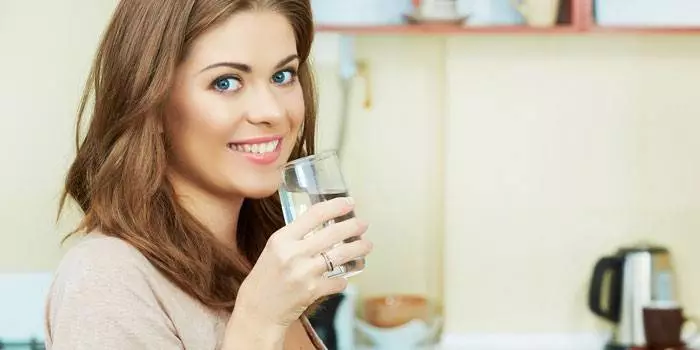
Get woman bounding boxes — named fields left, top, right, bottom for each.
left=44, top=0, right=372, bottom=349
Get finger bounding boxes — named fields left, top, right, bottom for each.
left=301, top=217, right=368, bottom=255
left=314, top=275, right=349, bottom=299
left=283, top=197, right=355, bottom=240
left=311, top=238, right=373, bottom=275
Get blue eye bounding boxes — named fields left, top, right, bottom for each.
left=272, top=70, right=295, bottom=85
left=213, top=76, right=241, bottom=92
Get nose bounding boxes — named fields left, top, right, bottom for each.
left=244, top=84, right=284, bottom=126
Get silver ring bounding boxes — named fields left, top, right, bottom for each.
left=320, top=252, right=334, bottom=272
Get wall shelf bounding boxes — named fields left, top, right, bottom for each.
left=315, top=25, right=582, bottom=35
left=316, top=24, right=700, bottom=36
left=589, top=26, right=700, bottom=34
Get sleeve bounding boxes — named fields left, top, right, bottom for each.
left=45, top=238, right=184, bottom=350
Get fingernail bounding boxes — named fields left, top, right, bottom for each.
left=345, top=197, right=355, bottom=206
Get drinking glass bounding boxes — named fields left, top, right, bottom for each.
left=279, top=150, right=365, bottom=278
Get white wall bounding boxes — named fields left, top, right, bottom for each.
left=315, top=33, right=700, bottom=334
left=313, top=33, right=700, bottom=334
left=0, top=1, right=116, bottom=272
left=443, top=34, right=700, bottom=333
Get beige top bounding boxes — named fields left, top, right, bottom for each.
left=44, top=233, right=326, bottom=350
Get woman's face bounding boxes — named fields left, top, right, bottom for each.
left=164, top=10, right=304, bottom=200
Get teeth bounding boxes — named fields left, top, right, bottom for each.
left=231, top=140, right=279, bottom=154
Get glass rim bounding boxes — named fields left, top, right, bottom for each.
left=281, top=149, right=338, bottom=170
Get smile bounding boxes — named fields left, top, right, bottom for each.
left=227, top=139, right=280, bottom=155
left=227, top=136, right=283, bottom=165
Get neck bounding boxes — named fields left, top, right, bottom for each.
left=168, top=173, right=243, bottom=249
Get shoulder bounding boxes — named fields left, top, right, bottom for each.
left=48, top=232, right=157, bottom=305
left=45, top=233, right=182, bottom=349
left=55, top=233, right=148, bottom=274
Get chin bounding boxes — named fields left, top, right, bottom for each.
left=236, top=181, right=281, bottom=200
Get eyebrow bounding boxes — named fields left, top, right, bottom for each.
left=199, top=54, right=299, bottom=73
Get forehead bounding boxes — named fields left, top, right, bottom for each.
left=186, top=10, right=297, bottom=67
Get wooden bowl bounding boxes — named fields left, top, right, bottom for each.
left=363, top=295, right=430, bottom=328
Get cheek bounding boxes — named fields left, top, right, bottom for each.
left=166, top=91, right=237, bottom=159
left=286, top=88, right=305, bottom=130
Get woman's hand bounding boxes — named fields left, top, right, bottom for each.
left=225, top=197, right=371, bottom=347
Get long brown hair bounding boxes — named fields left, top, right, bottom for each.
left=59, top=0, right=316, bottom=310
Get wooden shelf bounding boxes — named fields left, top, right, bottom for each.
left=590, top=26, right=700, bottom=34
left=316, top=24, right=700, bottom=36
left=315, top=24, right=582, bottom=35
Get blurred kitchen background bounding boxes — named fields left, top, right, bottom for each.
left=2, top=0, right=700, bottom=349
